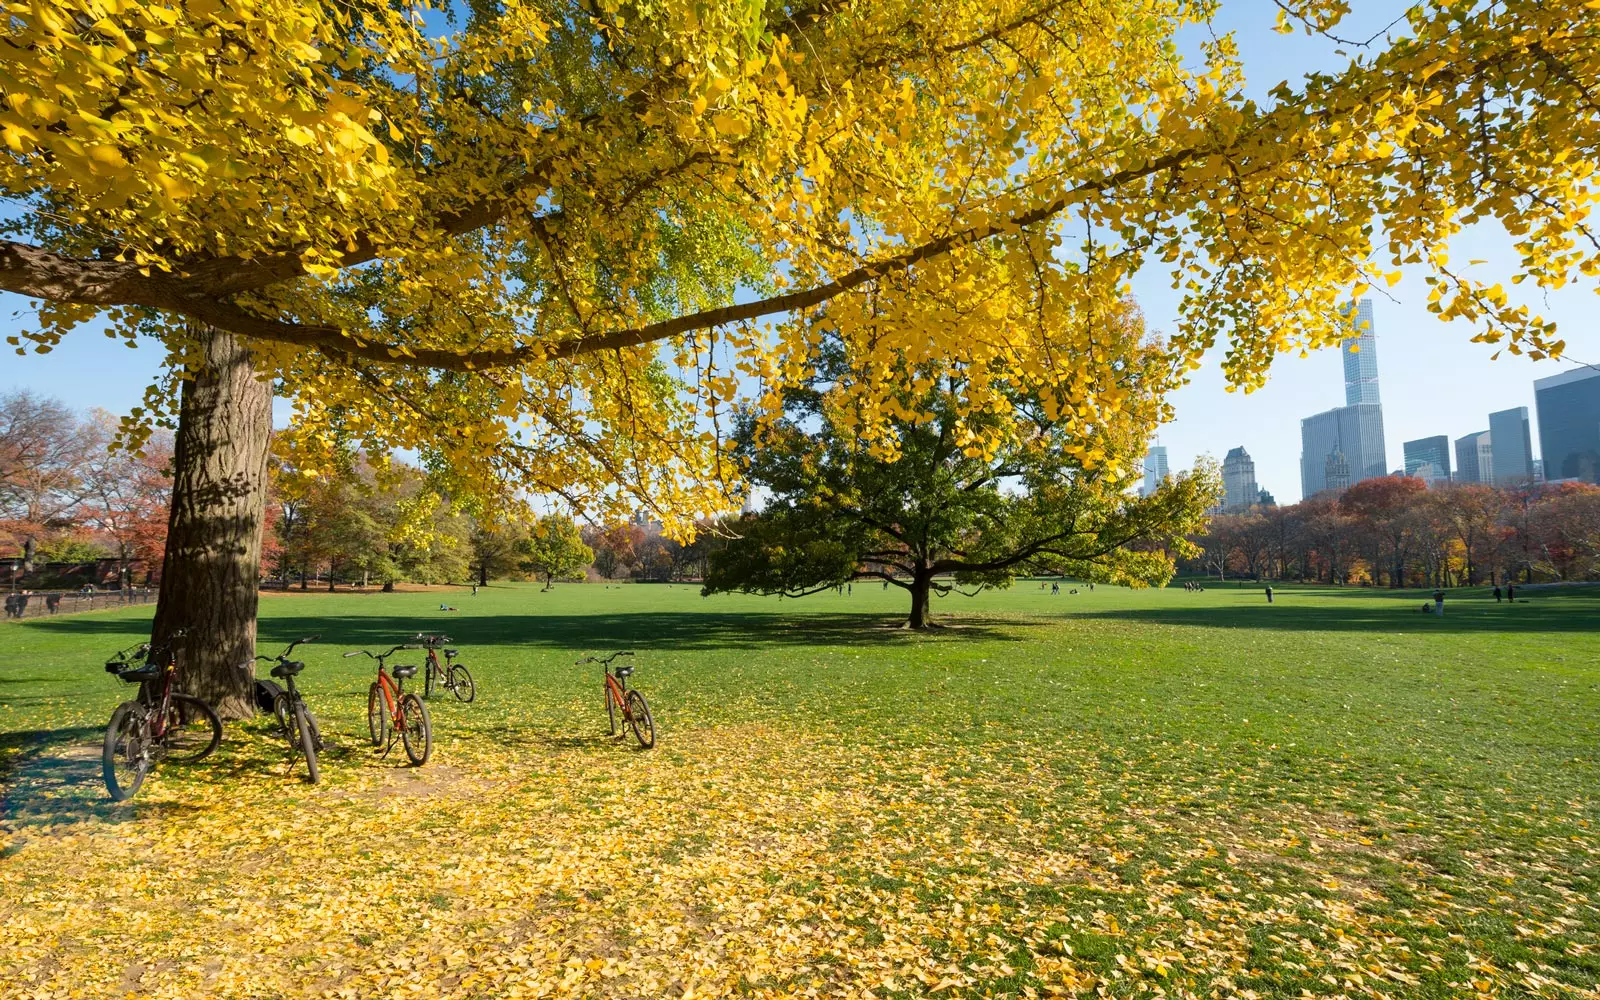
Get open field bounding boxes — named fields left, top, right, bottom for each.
left=2, top=582, right=1597, bottom=999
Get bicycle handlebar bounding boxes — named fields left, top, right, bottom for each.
left=575, top=650, right=634, bottom=665
left=345, top=644, right=415, bottom=661
left=254, top=635, right=321, bottom=662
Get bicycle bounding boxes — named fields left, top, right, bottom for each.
left=102, top=629, right=222, bottom=801
left=411, top=633, right=476, bottom=703
left=345, top=644, right=431, bottom=765
left=254, top=636, right=324, bottom=783
left=577, top=651, right=655, bottom=749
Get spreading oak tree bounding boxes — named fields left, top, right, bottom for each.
left=3, top=1, right=1598, bottom=712
left=703, top=317, right=1218, bottom=627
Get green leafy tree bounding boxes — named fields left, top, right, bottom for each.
left=517, top=515, right=594, bottom=591
left=702, top=328, right=1218, bottom=628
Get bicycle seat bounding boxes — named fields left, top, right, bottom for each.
left=443, top=649, right=458, bottom=658
left=392, top=665, right=418, bottom=680
left=117, top=665, right=161, bottom=684
left=270, top=660, right=305, bottom=679
left=614, top=665, right=634, bottom=679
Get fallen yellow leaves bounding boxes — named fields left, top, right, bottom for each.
left=1, top=710, right=1596, bottom=999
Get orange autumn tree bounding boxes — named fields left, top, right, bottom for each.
left=2, top=0, right=1598, bottom=713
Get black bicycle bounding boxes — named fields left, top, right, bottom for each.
left=101, top=629, right=221, bottom=800
left=412, top=633, right=475, bottom=703
left=254, top=636, right=323, bottom=783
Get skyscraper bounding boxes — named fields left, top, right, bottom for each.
left=1342, top=299, right=1381, bottom=405
left=1142, top=446, right=1170, bottom=496
left=1301, top=403, right=1386, bottom=497
left=1488, top=406, right=1535, bottom=485
left=1454, top=431, right=1489, bottom=483
left=1403, top=435, right=1451, bottom=483
left=1534, top=364, right=1600, bottom=484
left=1221, top=447, right=1258, bottom=511
left=1300, top=300, right=1388, bottom=498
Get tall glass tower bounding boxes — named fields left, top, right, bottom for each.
left=1342, top=299, right=1381, bottom=405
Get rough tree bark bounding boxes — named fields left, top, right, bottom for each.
left=151, top=326, right=273, bottom=720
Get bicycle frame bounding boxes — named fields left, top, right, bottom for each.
left=349, top=645, right=419, bottom=730
left=372, top=666, right=410, bottom=725
left=110, top=640, right=180, bottom=736
left=603, top=669, right=628, bottom=710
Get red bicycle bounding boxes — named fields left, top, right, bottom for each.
left=345, top=645, right=431, bottom=765
left=577, top=651, right=655, bottom=748
left=102, top=629, right=222, bottom=800
left=411, top=633, right=476, bottom=702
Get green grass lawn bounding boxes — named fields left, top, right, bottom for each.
left=2, top=581, right=1596, bottom=999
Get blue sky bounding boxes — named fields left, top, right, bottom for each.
left=3, top=2, right=1596, bottom=502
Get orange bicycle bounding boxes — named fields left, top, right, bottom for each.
left=410, top=633, right=476, bottom=702
left=344, top=644, right=431, bottom=765
left=577, top=651, right=655, bottom=748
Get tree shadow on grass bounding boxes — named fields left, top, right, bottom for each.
left=23, top=611, right=1037, bottom=651
left=0, top=725, right=209, bottom=830
left=1071, top=597, right=1599, bottom=634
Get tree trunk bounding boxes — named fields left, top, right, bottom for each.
left=907, top=568, right=933, bottom=629
left=151, top=326, right=273, bottom=721
left=478, top=562, right=488, bottom=587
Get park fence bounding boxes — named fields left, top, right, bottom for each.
left=2, top=588, right=156, bottom=621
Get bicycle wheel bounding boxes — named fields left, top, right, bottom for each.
left=367, top=683, right=387, bottom=747
left=625, top=689, right=655, bottom=749
left=606, top=686, right=618, bottom=736
left=273, top=691, right=292, bottom=737
left=161, top=694, right=221, bottom=763
left=103, top=701, right=152, bottom=801
left=398, top=693, right=431, bottom=766
left=449, top=664, right=476, bottom=703
left=292, top=700, right=320, bottom=783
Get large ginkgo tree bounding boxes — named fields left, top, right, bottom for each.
left=2, top=0, right=1596, bottom=715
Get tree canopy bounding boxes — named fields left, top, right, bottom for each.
left=702, top=313, right=1217, bottom=626
left=4, top=1, right=1598, bottom=528
left=517, top=514, right=593, bottom=588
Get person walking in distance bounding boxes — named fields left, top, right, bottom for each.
left=1493, top=584, right=1502, bottom=603
left=1265, top=585, right=1274, bottom=604
left=1433, top=588, right=1446, bottom=616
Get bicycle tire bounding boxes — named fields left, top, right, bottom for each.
left=162, top=694, right=221, bottom=763
left=103, top=701, right=151, bottom=801
left=398, top=693, right=431, bottom=766
left=625, top=689, right=655, bottom=749
left=606, top=686, right=617, bottom=736
left=449, top=664, right=476, bottom=703
left=293, top=700, right=320, bottom=783
left=367, top=683, right=387, bottom=747
left=273, top=691, right=292, bottom=737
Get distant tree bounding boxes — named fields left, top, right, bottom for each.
left=1340, top=476, right=1428, bottom=587
left=1301, top=496, right=1356, bottom=584
left=1529, top=483, right=1600, bottom=581
left=468, top=520, right=527, bottom=587
left=80, top=413, right=172, bottom=588
left=584, top=523, right=644, bottom=581
left=0, top=390, right=101, bottom=570
left=703, top=325, right=1216, bottom=628
left=1435, top=483, right=1503, bottom=585
left=518, top=515, right=593, bottom=590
